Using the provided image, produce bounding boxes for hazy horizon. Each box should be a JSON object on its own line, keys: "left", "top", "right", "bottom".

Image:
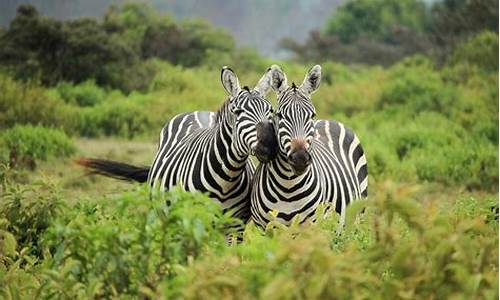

{"left": 0, "top": 0, "right": 344, "bottom": 57}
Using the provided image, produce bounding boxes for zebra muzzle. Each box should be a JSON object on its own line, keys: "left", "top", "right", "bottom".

{"left": 288, "top": 149, "right": 312, "bottom": 175}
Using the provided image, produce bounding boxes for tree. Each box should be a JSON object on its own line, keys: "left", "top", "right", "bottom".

{"left": 281, "top": 0, "right": 498, "bottom": 66}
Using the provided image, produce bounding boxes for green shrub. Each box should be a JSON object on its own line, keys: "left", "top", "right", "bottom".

{"left": 343, "top": 108, "right": 498, "bottom": 190}
{"left": 38, "top": 186, "right": 239, "bottom": 298}
{"left": 447, "top": 31, "right": 499, "bottom": 73}
{"left": 0, "top": 178, "right": 66, "bottom": 258}
{"left": 78, "top": 99, "right": 153, "bottom": 138}
{"left": 379, "top": 57, "right": 456, "bottom": 115}
{"left": 56, "top": 80, "right": 107, "bottom": 107}
{"left": 0, "top": 74, "right": 78, "bottom": 132}
{"left": 148, "top": 62, "right": 191, "bottom": 93}
{"left": 0, "top": 178, "right": 497, "bottom": 299}
{"left": 0, "top": 125, "right": 75, "bottom": 168}
{"left": 413, "top": 141, "right": 498, "bottom": 190}
{"left": 166, "top": 185, "right": 499, "bottom": 299}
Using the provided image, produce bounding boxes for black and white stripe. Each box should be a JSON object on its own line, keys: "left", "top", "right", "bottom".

{"left": 147, "top": 66, "right": 276, "bottom": 221}
{"left": 251, "top": 65, "right": 368, "bottom": 227}
{"left": 76, "top": 67, "right": 278, "bottom": 223}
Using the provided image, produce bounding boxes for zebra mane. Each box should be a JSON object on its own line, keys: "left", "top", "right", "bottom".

{"left": 214, "top": 97, "right": 232, "bottom": 124}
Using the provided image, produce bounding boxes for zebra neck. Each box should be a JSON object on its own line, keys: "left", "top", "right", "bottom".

{"left": 272, "top": 152, "right": 312, "bottom": 181}
{"left": 212, "top": 116, "right": 248, "bottom": 176}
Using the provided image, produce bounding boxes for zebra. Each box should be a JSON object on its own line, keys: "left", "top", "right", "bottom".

{"left": 251, "top": 65, "right": 368, "bottom": 228}
{"left": 77, "top": 66, "right": 279, "bottom": 222}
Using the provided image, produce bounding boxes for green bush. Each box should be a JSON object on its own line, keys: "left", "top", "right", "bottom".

{"left": 447, "top": 31, "right": 499, "bottom": 73}
{"left": 0, "top": 3, "right": 240, "bottom": 92}
{"left": 78, "top": 99, "right": 153, "bottom": 138}
{"left": 343, "top": 106, "right": 498, "bottom": 190}
{"left": 0, "top": 74, "right": 78, "bottom": 132}
{"left": 0, "top": 125, "right": 75, "bottom": 168}
{"left": 0, "top": 178, "right": 496, "bottom": 299}
{"left": 0, "top": 178, "right": 66, "bottom": 258}
{"left": 56, "top": 80, "right": 107, "bottom": 107}
{"left": 413, "top": 141, "right": 498, "bottom": 190}
{"left": 379, "top": 57, "right": 456, "bottom": 115}
{"left": 166, "top": 184, "right": 498, "bottom": 299}
{"left": 42, "top": 187, "right": 237, "bottom": 298}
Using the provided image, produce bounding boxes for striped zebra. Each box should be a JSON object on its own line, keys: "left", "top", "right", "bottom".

{"left": 251, "top": 65, "right": 368, "bottom": 228}
{"left": 77, "top": 66, "right": 278, "bottom": 222}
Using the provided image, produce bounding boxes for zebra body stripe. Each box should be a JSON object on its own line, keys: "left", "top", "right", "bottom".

{"left": 251, "top": 65, "right": 368, "bottom": 228}
{"left": 252, "top": 119, "right": 368, "bottom": 227}
{"left": 148, "top": 110, "right": 254, "bottom": 219}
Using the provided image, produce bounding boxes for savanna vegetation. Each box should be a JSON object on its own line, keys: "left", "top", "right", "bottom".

{"left": 0, "top": 0, "right": 498, "bottom": 299}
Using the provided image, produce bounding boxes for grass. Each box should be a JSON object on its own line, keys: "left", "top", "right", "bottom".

{"left": 0, "top": 164, "right": 497, "bottom": 298}
{"left": 11, "top": 138, "right": 157, "bottom": 201}
{"left": 0, "top": 37, "right": 498, "bottom": 298}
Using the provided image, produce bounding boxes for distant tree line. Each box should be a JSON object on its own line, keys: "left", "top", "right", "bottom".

{"left": 0, "top": 3, "right": 237, "bottom": 93}
{"left": 281, "top": 0, "right": 499, "bottom": 65}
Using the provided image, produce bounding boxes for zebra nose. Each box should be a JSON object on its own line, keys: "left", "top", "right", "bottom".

{"left": 288, "top": 149, "right": 312, "bottom": 172}
{"left": 289, "top": 150, "right": 311, "bottom": 164}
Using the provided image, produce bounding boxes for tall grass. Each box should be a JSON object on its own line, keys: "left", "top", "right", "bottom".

{"left": 0, "top": 173, "right": 497, "bottom": 299}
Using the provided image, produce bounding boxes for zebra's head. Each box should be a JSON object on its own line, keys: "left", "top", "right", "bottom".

{"left": 271, "top": 65, "right": 321, "bottom": 175}
{"left": 221, "top": 66, "right": 278, "bottom": 163}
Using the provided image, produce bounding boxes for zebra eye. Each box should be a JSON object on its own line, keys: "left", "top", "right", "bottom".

{"left": 233, "top": 108, "right": 244, "bottom": 115}
{"left": 276, "top": 112, "right": 283, "bottom": 119}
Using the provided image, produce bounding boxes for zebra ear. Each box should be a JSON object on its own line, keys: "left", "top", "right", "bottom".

{"left": 221, "top": 66, "right": 241, "bottom": 96}
{"left": 300, "top": 65, "right": 321, "bottom": 96}
{"left": 253, "top": 67, "right": 273, "bottom": 96}
{"left": 269, "top": 64, "right": 288, "bottom": 94}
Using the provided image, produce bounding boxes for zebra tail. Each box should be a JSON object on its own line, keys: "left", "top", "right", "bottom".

{"left": 74, "top": 158, "right": 149, "bottom": 183}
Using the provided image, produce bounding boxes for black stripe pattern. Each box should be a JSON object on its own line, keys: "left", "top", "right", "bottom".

{"left": 148, "top": 67, "right": 276, "bottom": 221}
{"left": 251, "top": 65, "right": 368, "bottom": 227}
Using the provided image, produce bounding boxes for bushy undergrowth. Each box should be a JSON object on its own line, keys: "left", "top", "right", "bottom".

{"left": 0, "top": 74, "right": 78, "bottom": 131}
{"left": 0, "top": 5, "right": 496, "bottom": 299}
{"left": 318, "top": 54, "right": 498, "bottom": 190}
{"left": 0, "top": 32, "right": 497, "bottom": 188}
{"left": 172, "top": 187, "right": 498, "bottom": 299}
{"left": 56, "top": 80, "right": 108, "bottom": 107}
{"left": 0, "top": 125, "right": 75, "bottom": 168}
{"left": 0, "top": 176, "right": 497, "bottom": 299}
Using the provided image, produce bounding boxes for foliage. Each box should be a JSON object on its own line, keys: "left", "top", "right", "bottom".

{"left": 341, "top": 56, "right": 497, "bottom": 189}
{"left": 78, "top": 98, "right": 154, "bottom": 138}
{"left": 0, "top": 178, "right": 497, "bottom": 299}
{"left": 0, "top": 5, "right": 137, "bottom": 90}
{"left": 447, "top": 31, "right": 499, "bottom": 73}
{"left": 170, "top": 183, "right": 498, "bottom": 299}
{"left": 0, "top": 73, "right": 77, "bottom": 131}
{"left": 324, "top": 0, "right": 428, "bottom": 43}
{"left": 431, "top": 0, "right": 499, "bottom": 50}
{"left": 56, "top": 80, "right": 107, "bottom": 107}
{"left": 0, "top": 177, "right": 66, "bottom": 258}
{"left": 0, "top": 3, "right": 241, "bottom": 92}
{"left": 282, "top": 0, "right": 498, "bottom": 65}
{"left": 379, "top": 56, "right": 455, "bottom": 114}
{"left": 0, "top": 125, "right": 75, "bottom": 168}
{"left": 0, "top": 179, "right": 241, "bottom": 298}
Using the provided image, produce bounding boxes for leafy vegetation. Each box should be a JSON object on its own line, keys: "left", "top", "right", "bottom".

{"left": 282, "top": 0, "right": 498, "bottom": 65}
{"left": 0, "top": 3, "right": 253, "bottom": 92}
{"left": 0, "top": 125, "right": 75, "bottom": 169}
{"left": 0, "top": 173, "right": 497, "bottom": 299}
{"left": 0, "top": 1, "right": 497, "bottom": 298}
